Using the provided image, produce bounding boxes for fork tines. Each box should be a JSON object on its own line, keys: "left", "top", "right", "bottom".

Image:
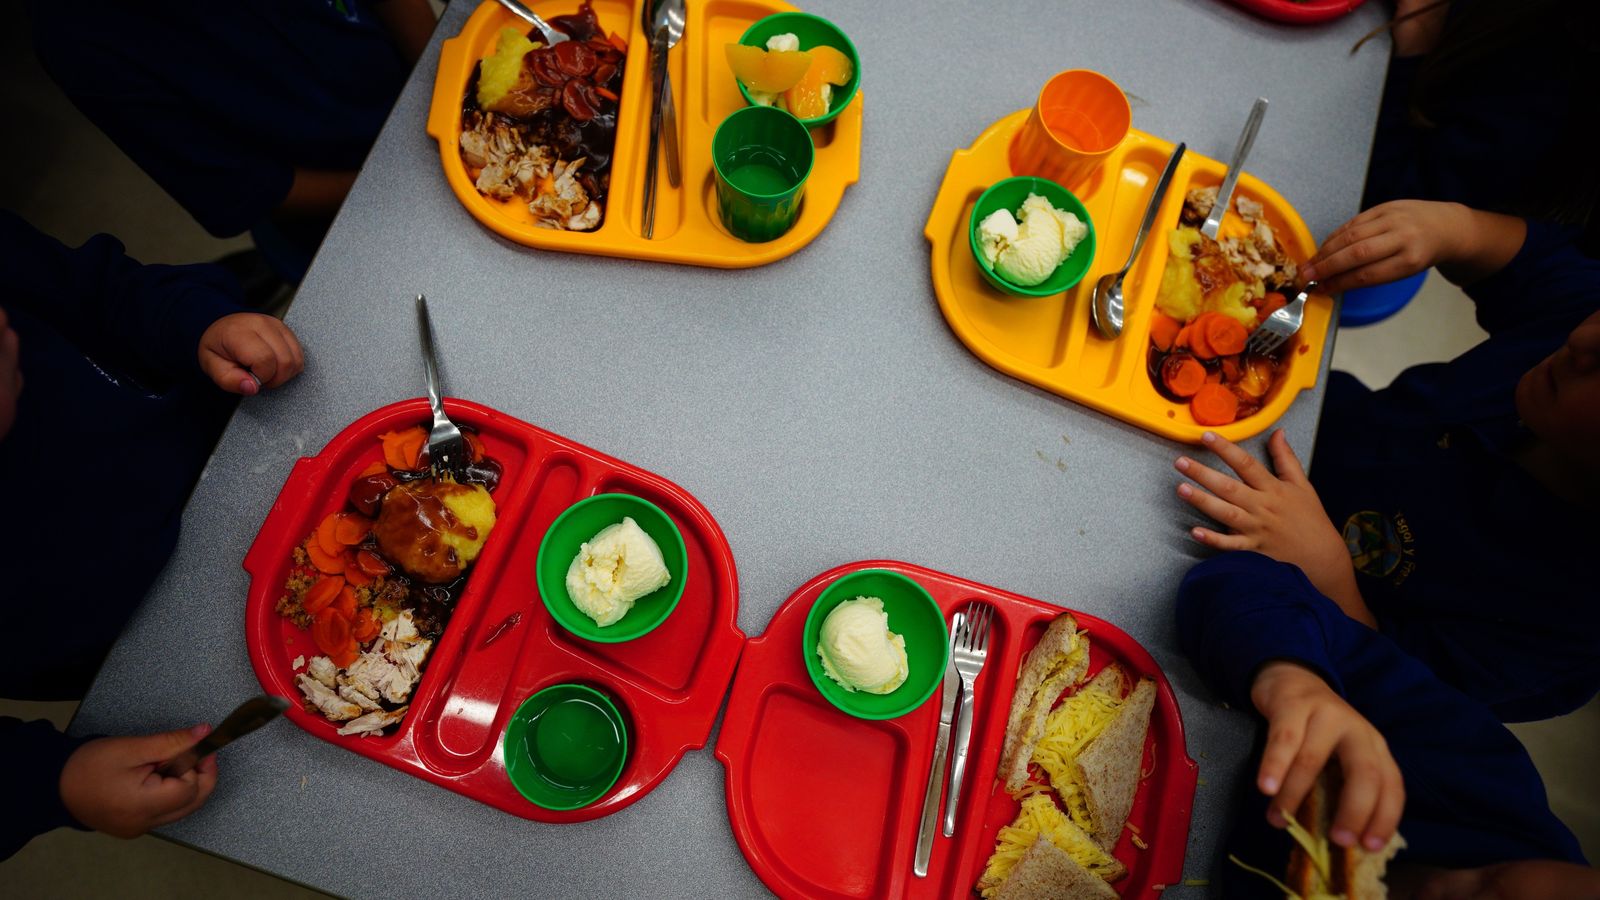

{"left": 956, "top": 601, "right": 994, "bottom": 652}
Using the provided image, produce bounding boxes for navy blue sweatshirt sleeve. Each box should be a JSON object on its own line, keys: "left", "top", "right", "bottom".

{"left": 0, "top": 211, "right": 242, "bottom": 383}
{"left": 1178, "top": 552, "right": 1584, "bottom": 869}
{"left": 1464, "top": 218, "right": 1600, "bottom": 336}
{"left": 0, "top": 718, "right": 93, "bottom": 860}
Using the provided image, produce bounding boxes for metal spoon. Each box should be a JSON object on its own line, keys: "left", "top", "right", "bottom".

{"left": 493, "top": 0, "right": 569, "bottom": 46}
{"left": 156, "top": 695, "right": 289, "bottom": 778}
{"left": 642, "top": 0, "right": 683, "bottom": 188}
{"left": 641, "top": 0, "right": 686, "bottom": 238}
{"left": 1091, "top": 142, "right": 1187, "bottom": 339}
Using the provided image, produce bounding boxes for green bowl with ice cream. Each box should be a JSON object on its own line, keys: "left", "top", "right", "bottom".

{"left": 802, "top": 569, "right": 949, "bottom": 720}
{"left": 536, "top": 494, "right": 688, "bottom": 644}
{"left": 969, "top": 176, "right": 1096, "bottom": 298}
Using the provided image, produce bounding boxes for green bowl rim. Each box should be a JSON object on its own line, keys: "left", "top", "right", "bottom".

{"left": 711, "top": 104, "right": 816, "bottom": 201}
{"left": 967, "top": 176, "right": 1098, "bottom": 298}
{"left": 734, "top": 12, "right": 861, "bottom": 128}
{"left": 502, "top": 682, "right": 629, "bottom": 810}
{"left": 801, "top": 569, "right": 949, "bottom": 720}
{"left": 534, "top": 492, "right": 689, "bottom": 644}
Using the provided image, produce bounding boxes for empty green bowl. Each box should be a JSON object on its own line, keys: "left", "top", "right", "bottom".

{"left": 536, "top": 494, "right": 688, "bottom": 643}
{"left": 503, "top": 683, "right": 628, "bottom": 810}
{"left": 735, "top": 12, "right": 861, "bottom": 129}
{"left": 968, "top": 176, "right": 1097, "bottom": 298}
{"left": 802, "top": 570, "right": 949, "bottom": 720}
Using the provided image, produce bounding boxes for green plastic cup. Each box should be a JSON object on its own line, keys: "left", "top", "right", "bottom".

{"left": 712, "top": 105, "right": 815, "bottom": 243}
{"left": 969, "top": 176, "right": 1097, "bottom": 298}
{"left": 503, "top": 683, "right": 628, "bottom": 810}
{"left": 536, "top": 493, "right": 688, "bottom": 643}
{"left": 802, "top": 570, "right": 949, "bottom": 720}
{"left": 735, "top": 12, "right": 861, "bottom": 129}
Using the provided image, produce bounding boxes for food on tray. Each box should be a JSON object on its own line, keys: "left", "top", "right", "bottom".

{"left": 987, "top": 835, "right": 1118, "bottom": 900}
{"left": 374, "top": 480, "right": 496, "bottom": 583}
{"left": 979, "top": 612, "right": 1157, "bottom": 895}
{"left": 815, "top": 596, "right": 909, "bottom": 694}
{"left": 1148, "top": 187, "right": 1302, "bottom": 425}
{"left": 277, "top": 424, "right": 503, "bottom": 735}
{"left": 1233, "top": 767, "right": 1404, "bottom": 899}
{"left": 459, "top": 2, "right": 626, "bottom": 231}
{"left": 565, "top": 516, "right": 672, "bottom": 627}
{"left": 727, "top": 33, "right": 852, "bottom": 119}
{"left": 978, "top": 193, "right": 1088, "bottom": 287}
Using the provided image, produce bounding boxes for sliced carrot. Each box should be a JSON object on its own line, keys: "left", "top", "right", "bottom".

{"left": 1187, "top": 314, "right": 1219, "bottom": 360}
{"left": 356, "top": 549, "right": 391, "bottom": 578}
{"left": 329, "top": 639, "right": 361, "bottom": 669}
{"left": 351, "top": 608, "right": 381, "bottom": 643}
{"left": 1173, "top": 324, "right": 1193, "bottom": 351}
{"left": 359, "top": 460, "right": 388, "bottom": 478}
{"left": 332, "top": 585, "right": 359, "bottom": 620}
{"left": 335, "top": 514, "right": 371, "bottom": 546}
{"left": 1161, "top": 355, "right": 1207, "bottom": 398}
{"left": 1191, "top": 383, "right": 1241, "bottom": 426}
{"left": 312, "top": 608, "right": 351, "bottom": 659}
{"left": 379, "top": 427, "right": 427, "bottom": 471}
{"left": 1258, "top": 291, "right": 1288, "bottom": 323}
{"left": 315, "top": 514, "right": 344, "bottom": 558}
{"left": 303, "top": 576, "right": 344, "bottom": 615}
{"left": 595, "top": 86, "right": 619, "bottom": 102}
{"left": 607, "top": 31, "right": 628, "bottom": 53}
{"left": 1149, "top": 312, "right": 1183, "bottom": 352}
{"left": 1220, "top": 356, "right": 1244, "bottom": 383}
{"left": 306, "top": 541, "right": 346, "bottom": 575}
{"left": 343, "top": 560, "right": 374, "bottom": 589}
{"left": 1205, "top": 370, "right": 1222, "bottom": 384}
{"left": 1205, "top": 314, "right": 1249, "bottom": 356}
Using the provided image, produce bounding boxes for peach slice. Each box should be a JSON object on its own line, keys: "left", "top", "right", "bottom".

{"left": 808, "top": 44, "right": 853, "bottom": 86}
{"left": 726, "top": 43, "right": 812, "bottom": 94}
{"left": 784, "top": 64, "right": 829, "bottom": 119}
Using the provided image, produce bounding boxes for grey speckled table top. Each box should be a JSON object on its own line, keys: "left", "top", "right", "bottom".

{"left": 75, "top": 1, "right": 1389, "bottom": 896}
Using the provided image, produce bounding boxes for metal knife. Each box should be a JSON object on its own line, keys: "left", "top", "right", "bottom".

{"left": 642, "top": 0, "right": 683, "bottom": 188}
{"left": 156, "top": 695, "right": 290, "bottom": 778}
{"left": 913, "top": 634, "right": 962, "bottom": 877}
{"left": 641, "top": 26, "right": 670, "bottom": 238}
{"left": 1201, "top": 97, "right": 1268, "bottom": 241}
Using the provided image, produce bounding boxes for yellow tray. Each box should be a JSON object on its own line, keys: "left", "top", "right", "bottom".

{"left": 924, "top": 111, "right": 1333, "bottom": 444}
{"left": 428, "top": 0, "right": 862, "bottom": 268}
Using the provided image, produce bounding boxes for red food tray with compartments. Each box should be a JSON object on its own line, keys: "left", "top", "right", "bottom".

{"left": 243, "top": 398, "right": 744, "bottom": 822}
{"left": 1228, "top": 0, "right": 1367, "bottom": 25}
{"left": 715, "top": 561, "right": 1197, "bottom": 898}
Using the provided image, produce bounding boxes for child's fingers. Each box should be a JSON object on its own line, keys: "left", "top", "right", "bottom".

{"left": 1189, "top": 527, "right": 1253, "bottom": 550}
{"left": 1265, "top": 430, "right": 1308, "bottom": 483}
{"left": 252, "top": 325, "right": 298, "bottom": 389}
{"left": 1176, "top": 482, "right": 1249, "bottom": 532}
{"left": 1199, "top": 432, "right": 1277, "bottom": 491}
{"left": 1303, "top": 233, "right": 1404, "bottom": 290}
{"left": 1174, "top": 456, "right": 1255, "bottom": 507}
{"left": 1329, "top": 741, "right": 1383, "bottom": 847}
{"left": 1363, "top": 754, "right": 1405, "bottom": 852}
{"left": 1271, "top": 716, "right": 1341, "bottom": 830}
{"left": 1257, "top": 707, "right": 1310, "bottom": 801}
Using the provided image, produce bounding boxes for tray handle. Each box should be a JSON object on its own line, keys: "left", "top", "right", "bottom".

{"left": 427, "top": 35, "right": 472, "bottom": 142}
{"left": 242, "top": 455, "right": 331, "bottom": 579}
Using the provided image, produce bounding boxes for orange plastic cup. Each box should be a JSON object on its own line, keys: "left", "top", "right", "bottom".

{"left": 1009, "top": 70, "right": 1131, "bottom": 188}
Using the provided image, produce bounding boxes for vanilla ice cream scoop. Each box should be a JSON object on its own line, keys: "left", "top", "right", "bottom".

{"left": 817, "top": 596, "right": 909, "bottom": 694}
{"left": 565, "top": 517, "right": 672, "bottom": 627}
{"left": 987, "top": 192, "right": 1088, "bottom": 287}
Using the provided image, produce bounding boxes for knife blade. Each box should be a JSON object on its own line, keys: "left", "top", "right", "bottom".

{"left": 641, "top": 27, "right": 669, "bottom": 238}
{"left": 156, "top": 695, "right": 290, "bottom": 778}
{"left": 913, "top": 614, "right": 963, "bottom": 877}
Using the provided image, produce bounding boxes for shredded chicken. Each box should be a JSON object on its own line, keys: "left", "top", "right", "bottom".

{"left": 296, "top": 610, "right": 435, "bottom": 734}
{"left": 338, "top": 706, "right": 409, "bottom": 737}
{"left": 297, "top": 674, "right": 360, "bottom": 721}
{"left": 1179, "top": 187, "right": 1297, "bottom": 286}
{"left": 460, "top": 111, "right": 602, "bottom": 231}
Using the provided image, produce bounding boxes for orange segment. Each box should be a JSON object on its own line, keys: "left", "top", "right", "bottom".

{"left": 785, "top": 64, "right": 829, "bottom": 119}
{"left": 726, "top": 43, "right": 812, "bottom": 94}
{"left": 808, "top": 44, "right": 853, "bottom": 86}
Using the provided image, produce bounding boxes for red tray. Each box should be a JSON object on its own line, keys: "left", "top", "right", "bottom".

{"left": 244, "top": 398, "right": 745, "bottom": 822}
{"left": 715, "top": 561, "right": 1196, "bottom": 899}
{"left": 1226, "top": 0, "right": 1367, "bottom": 25}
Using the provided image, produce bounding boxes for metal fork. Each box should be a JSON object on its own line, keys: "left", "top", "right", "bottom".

{"left": 1245, "top": 281, "right": 1317, "bottom": 356}
{"left": 415, "top": 294, "right": 468, "bottom": 480}
{"left": 942, "top": 601, "right": 995, "bottom": 837}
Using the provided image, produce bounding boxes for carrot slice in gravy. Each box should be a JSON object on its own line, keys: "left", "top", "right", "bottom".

{"left": 1191, "top": 383, "right": 1241, "bottom": 425}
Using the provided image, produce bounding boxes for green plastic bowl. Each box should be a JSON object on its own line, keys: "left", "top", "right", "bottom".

{"left": 536, "top": 494, "right": 688, "bottom": 643}
{"left": 802, "top": 570, "right": 949, "bottom": 720}
{"left": 735, "top": 12, "right": 861, "bottom": 129}
{"left": 503, "top": 683, "right": 628, "bottom": 810}
{"left": 968, "top": 176, "right": 1097, "bottom": 298}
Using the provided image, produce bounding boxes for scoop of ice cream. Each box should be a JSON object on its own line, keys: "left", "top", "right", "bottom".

{"left": 817, "top": 597, "right": 909, "bottom": 694}
{"left": 991, "top": 193, "right": 1087, "bottom": 287}
{"left": 764, "top": 32, "right": 800, "bottom": 52}
{"left": 565, "top": 517, "right": 672, "bottom": 627}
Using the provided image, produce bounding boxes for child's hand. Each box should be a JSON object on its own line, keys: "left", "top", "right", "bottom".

{"left": 1391, "top": 0, "right": 1450, "bottom": 58}
{"left": 0, "top": 306, "right": 20, "bottom": 441}
{"left": 1250, "top": 661, "right": 1404, "bottom": 853}
{"left": 1417, "top": 860, "right": 1600, "bottom": 900}
{"left": 59, "top": 725, "right": 220, "bottom": 838}
{"left": 1301, "top": 200, "right": 1469, "bottom": 293}
{"left": 197, "top": 313, "right": 304, "bottom": 396}
{"left": 1174, "top": 430, "right": 1370, "bottom": 624}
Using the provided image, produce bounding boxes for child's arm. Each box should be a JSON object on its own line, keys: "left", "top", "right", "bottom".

{"left": 1301, "top": 200, "right": 1526, "bottom": 292}
{"left": 1174, "top": 429, "right": 1373, "bottom": 626}
{"left": 1417, "top": 860, "right": 1600, "bottom": 900}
